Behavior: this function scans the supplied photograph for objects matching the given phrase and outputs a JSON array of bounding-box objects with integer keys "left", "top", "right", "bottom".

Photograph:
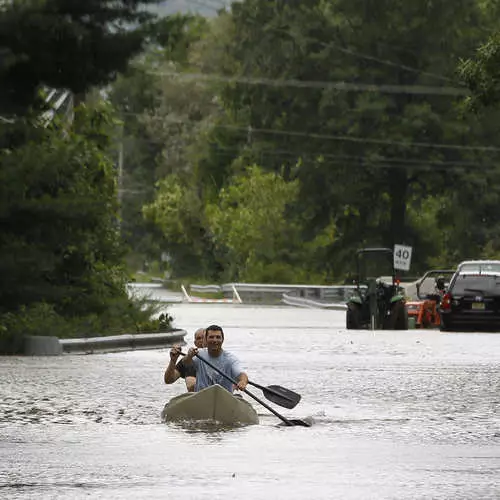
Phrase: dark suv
[{"left": 439, "top": 271, "right": 500, "bottom": 331}]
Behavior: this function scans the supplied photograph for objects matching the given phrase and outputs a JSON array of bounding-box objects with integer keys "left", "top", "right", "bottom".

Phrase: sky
[{"left": 150, "top": 0, "right": 233, "bottom": 17}]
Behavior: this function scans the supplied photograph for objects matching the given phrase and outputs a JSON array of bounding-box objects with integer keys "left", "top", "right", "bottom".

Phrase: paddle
[
  {"left": 181, "top": 351, "right": 311, "bottom": 427},
  {"left": 247, "top": 382, "right": 301, "bottom": 410},
  {"left": 178, "top": 352, "right": 300, "bottom": 408}
]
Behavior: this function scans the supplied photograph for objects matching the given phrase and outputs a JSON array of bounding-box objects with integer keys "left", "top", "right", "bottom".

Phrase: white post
[
  {"left": 232, "top": 284, "right": 243, "bottom": 304},
  {"left": 181, "top": 285, "right": 192, "bottom": 303}
]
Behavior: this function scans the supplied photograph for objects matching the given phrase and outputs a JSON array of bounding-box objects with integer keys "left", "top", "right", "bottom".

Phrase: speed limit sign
[{"left": 394, "top": 244, "right": 412, "bottom": 271}]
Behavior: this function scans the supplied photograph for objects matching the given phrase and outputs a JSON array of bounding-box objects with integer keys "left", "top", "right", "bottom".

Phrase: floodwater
[{"left": 1, "top": 299, "right": 500, "bottom": 499}]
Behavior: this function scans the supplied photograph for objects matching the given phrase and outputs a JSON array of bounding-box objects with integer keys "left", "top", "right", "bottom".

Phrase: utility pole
[{"left": 117, "top": 125, "right": 124, "bottom": 233}]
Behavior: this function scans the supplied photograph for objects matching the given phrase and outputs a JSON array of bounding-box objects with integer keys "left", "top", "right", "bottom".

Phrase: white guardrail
[
  {"left": 130, "top": 282, "right": 365, "bottom": 309},
  {"left": 281, "top": 293, "right": 348, "bottom": 310},
  {"left": 132, "top": 280, "right": 419, "bottom": 310},
  {"left": 182, "top": 284, "right": 243, "bottom": 304},
  {"left": 188, "top": 283, "right": 354, "bottom": 309}
]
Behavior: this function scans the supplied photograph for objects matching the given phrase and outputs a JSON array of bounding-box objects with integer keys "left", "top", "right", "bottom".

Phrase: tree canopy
[
  {"left": 0, "top": 0, "right": 166, "bottom": 353},
  {"left": 128, "top": 0, "right": 500, "bottom": 282},
  {"left": 0, "top": 0, "right": 160, "bottom": 114},
  {"left": 461, "top": 31, "right": 500, "bottom": 110}
]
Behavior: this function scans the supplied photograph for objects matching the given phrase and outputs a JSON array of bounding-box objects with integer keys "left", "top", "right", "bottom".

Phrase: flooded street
[{"left": 1, "top": 302, "right": 499, "bottom": 499}]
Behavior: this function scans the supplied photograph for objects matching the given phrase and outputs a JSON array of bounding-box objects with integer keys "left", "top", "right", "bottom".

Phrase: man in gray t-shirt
[{"left": 183, "top": 325, "right": 248, "bottom": 393}]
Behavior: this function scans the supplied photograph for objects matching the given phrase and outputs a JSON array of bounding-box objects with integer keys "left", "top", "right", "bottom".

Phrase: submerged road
[{"left": 0, "top": 300, "right": 499, "bottom": 499}]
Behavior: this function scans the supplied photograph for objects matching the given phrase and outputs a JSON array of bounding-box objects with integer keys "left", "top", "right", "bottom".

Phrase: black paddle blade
[
  {"left": 278, "top": 416, "right": 314, "bottom": 427},
  {"left": 289, "top": 418, "right": 314, "bottom": 427},
  {"left": 262, "top": 385, "right": 301, "bottom": 409}
]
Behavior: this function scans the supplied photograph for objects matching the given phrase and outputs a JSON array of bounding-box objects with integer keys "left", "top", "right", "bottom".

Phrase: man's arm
[
  {"left": 164, "top": 345, "right": 182, "bottom": 384},
  {"left": 182, "top": 361, "right": 197, "bottom": 392},
  {"left": 228, "top": 353, "right": 247, "bottom": 390}
]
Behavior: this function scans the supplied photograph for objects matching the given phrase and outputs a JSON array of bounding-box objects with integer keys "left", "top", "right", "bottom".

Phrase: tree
[
  {"left": 206, "top": 165, "right": 302, "bottom": 281},
  {"left": 461, "top": 33, "right": 500, "bottom": 110},
  {"left": 108, "top": 14, "right": 214, "bottom": 266},
  {"left": 0, "top": 0, "right": 160, "bottom": 115},
  {"left": 0, "top": 1, "right": 168, "bottom": 352},
  {"left": 143, "top": 172, "right": 218, "bottom": 277},
  {"left": 0, "top": 105, "right": 158, "bottom": 341},
  {"left": 145, "top": 164, "right": 335, "bottom": 282},
  {"left": 189, "top": 0, "right": 500, "bottom": 272}
]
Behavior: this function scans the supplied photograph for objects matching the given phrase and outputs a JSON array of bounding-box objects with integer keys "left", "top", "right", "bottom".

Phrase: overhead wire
[
  {"left": 116, "top": 144, "right": 491, "bottom": 177},
  {"left": 120, "top": 111, "right": 500, "bottom": 153},
  {"left": 117, "top": 127, "right": 500, "bottom": 173},
  {"left": 319, "top": 42, "right": 457, "bottom": 84},
  {"left": 149, "top": 69, "right": 467, "bottom": 96},
  {"left": 183, "top": 1, "right": 461, "bottom": 86}
]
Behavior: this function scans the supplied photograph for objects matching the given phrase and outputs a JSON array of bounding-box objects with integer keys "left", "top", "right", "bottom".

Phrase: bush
[{"left": 0, "top": 298, "right": 172, "bottom": 355}]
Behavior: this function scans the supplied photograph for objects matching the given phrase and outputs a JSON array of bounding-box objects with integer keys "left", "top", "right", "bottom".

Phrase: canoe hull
[{"left": 161, "top": 384, "right": 259, "bottom": 425}]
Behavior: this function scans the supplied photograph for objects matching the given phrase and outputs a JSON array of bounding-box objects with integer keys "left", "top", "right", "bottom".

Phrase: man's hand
[
  {"left": 186, "top": 347, "right": 198, "bottom": 361},
  {"left": 236, "top": 380, "right": 248, "bottom": 391},
  {"left": 235, "top": 373, "right": 248, "bottom": 391},
  {"left": 169, "top": 344, "right": 182, "bottom": 361}
]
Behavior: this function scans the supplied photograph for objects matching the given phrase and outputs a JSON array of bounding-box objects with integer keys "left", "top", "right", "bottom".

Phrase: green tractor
[{"left": 346, "top": 248, "right": 408, "bottom": 330}]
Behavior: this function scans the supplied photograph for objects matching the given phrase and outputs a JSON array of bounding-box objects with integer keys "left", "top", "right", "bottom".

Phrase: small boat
[{"left": 161, "top": 384, "right": 259, "bottom": 426}]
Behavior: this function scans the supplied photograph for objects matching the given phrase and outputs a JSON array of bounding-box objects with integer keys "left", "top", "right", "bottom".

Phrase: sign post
[{"left": 393, "top": 244, "right": 413, "bottom": 271}]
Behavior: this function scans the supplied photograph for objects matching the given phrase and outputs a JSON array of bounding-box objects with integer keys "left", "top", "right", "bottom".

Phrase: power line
[
  {"left": 117, "top": 130, "right": 500, "bottom": 173},
  {"left": 188, "top": 2, "right": 455, "bottom": 85},
  {"left": 124, "top": 132, "right": 497, "bottom": 167},
  {"left": 119, "top": 145, "right": 497, "bottom": 174},
  {"left": 248, "top": 148, "right": 494, "bottom": 168},
  {"left": 320, "top": 42, "right": 456, "bottom": 84},
  {"left": 149, "top": 69, "right": 467, "bottom": 96},
  {"left": 221, "top": 17, "right": 455, "bottom": 85},
  {"left": 120, "top": 111, "right": 500, "bottom": 153},
  {"left": 218, "top": 123, "right": 500, "bottom": 153}
]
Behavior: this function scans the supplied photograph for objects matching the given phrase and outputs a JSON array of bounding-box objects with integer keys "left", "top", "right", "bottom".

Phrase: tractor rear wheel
[{"left": 346, "top": 303, "right": 362, "bottom": 329}]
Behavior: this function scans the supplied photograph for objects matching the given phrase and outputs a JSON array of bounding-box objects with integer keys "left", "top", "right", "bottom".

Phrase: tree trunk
[{"left": 389, "top": 169, "right": 408, "bottom": 248}]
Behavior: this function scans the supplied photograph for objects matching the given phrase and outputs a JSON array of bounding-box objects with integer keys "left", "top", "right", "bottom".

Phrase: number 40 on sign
[{"left": 394, "top": 244, "right": 412, "bottom": 271}]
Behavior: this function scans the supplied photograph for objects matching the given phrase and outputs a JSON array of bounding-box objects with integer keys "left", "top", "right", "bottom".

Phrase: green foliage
[
  {"left": 0, "top": 105, "right": 121, "bottom": 314},
  {"left": 111, "top": 0, "right": 500, "bottom": 282},
  {"left": 206, "top": 165, "right": 296, "bottom": 271},
  {"left": 146, "top": 13, "right": 209, "bottom": 64},
  {"left": 0, "top": 0, "right": 159, "bottom": 114},
  {"left": 0, "top": 1, "right": 185, "bottom": 354},
  {"left": 0, "top": 105, "right": 167, "bottom": 352},
  {"left": 109, "top": 13, "right": 214, "bottom": 263},
  {"left": 144, "top": 174, "right": 205, "bottom": 245},
  {"left": 143, "top": 173, "right": 219, "bottom": 278},
  {"left": 0, "top": 300, "right": 169, "bottom": 354},
  {"left": 461, "top": 31, "right": 500, "bottom": 110},
  {"left": 190, "top": 0, "right": 500, "bottom": 273},
  {"left": 205, "top": 164, "right": 334, "bottom": 282}
]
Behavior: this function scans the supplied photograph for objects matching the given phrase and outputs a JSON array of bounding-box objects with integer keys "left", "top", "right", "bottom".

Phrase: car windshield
[
  {"left": 451, "top": 275, "right": 500, "bottom": 295},
  {"left": 459, "top": 263, "right": 500, "bottom": 273}
]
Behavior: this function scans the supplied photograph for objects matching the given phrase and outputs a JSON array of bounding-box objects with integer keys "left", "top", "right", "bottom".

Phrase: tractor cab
[{"left": 346, "top": 248, "right": 408, "bottom": 330}]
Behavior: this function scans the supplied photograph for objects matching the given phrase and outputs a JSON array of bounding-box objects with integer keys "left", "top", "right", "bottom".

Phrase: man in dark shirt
[{"left": 164, "top": 328, "right": 205, "bottom": 391}]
